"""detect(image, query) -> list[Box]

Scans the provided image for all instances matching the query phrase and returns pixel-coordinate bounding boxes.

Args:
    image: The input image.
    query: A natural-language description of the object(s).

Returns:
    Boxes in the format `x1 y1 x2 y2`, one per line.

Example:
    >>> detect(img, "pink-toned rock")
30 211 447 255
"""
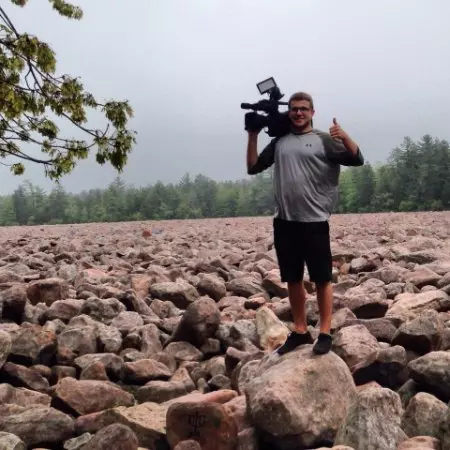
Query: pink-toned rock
0 404 74 447
262 269 288 297
387 290 450 320
332 324 380 371
131 274 152 300
83 423 139 450
403 267 441 288
0 383 51 406
26 277 69 306
397 436 441 449
197 273 227 301
122 359 173 384
163 389 238 407
245 345 356 449
150 280 199 309
9 324 57 366
166 402 238 450
53 377 134 415
168 297 221 348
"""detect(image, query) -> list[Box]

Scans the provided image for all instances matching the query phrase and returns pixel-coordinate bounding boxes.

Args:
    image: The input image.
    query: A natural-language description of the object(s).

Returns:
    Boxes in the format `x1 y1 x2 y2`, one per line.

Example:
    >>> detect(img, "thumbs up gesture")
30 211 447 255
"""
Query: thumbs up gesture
329 117 348 141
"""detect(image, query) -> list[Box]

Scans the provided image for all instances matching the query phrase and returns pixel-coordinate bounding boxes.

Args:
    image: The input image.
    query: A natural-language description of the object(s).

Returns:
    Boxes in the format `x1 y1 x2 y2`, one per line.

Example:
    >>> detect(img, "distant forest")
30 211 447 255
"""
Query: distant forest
0 135 449 226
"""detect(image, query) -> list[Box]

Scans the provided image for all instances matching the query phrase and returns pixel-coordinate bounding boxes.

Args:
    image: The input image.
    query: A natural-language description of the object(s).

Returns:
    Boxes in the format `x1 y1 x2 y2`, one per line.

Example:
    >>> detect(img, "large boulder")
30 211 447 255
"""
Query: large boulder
334 387 405 450
245 344 357 449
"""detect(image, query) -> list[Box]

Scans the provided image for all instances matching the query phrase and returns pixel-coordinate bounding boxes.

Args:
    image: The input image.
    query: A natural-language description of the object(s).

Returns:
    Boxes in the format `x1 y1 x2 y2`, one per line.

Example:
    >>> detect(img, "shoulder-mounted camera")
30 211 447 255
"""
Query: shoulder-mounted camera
241 77 291 138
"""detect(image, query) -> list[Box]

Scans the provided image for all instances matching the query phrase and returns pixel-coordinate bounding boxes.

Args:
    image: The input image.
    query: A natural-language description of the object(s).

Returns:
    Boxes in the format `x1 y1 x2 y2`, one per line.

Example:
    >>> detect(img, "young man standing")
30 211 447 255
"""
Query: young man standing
246 92 364 355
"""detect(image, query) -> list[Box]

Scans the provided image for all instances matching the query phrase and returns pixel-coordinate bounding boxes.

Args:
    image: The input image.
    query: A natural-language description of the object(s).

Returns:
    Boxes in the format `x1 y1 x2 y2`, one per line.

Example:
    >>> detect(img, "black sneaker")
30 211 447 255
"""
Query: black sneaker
313 333 333 354
276 331 313 356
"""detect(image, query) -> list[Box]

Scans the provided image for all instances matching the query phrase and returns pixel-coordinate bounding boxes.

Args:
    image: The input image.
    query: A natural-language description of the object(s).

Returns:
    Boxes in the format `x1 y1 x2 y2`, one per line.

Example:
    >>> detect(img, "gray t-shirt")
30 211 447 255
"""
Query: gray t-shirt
248 129 364 222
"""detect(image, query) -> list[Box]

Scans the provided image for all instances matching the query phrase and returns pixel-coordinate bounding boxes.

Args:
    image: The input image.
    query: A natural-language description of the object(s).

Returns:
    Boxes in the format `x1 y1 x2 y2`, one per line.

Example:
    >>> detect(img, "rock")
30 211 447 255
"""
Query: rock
130 275 151 302
44 299 84 322
332 324 380 371
111 311 144 334
245 345 356 449
82 423 139 450
397 436 441 449
386 290 450 320
136 379 194 404
236 428 259 450
166 402 238 450
0 404 74 447
53 377 134 415
169 297 221 348
57 325 98 357
121 359 173 384
350 256 376 273
0 383 51 407
391 309 444 355
226 277 263 298
440 405 450 449
8 324 57 366
150 280 199 309
197 273 227 301
164 342 203 363
401 392 447 439
0 284 27 322
74 353 124 380
331 308 357 332
0 330 11 370
94 402 168 449
255 306 290 352
135 324 161 357
351 345 409 390
26 278 70 306
0 362 50 392
63 432 92 449
343 283 389 318
343 318 398 343
261 270 288 297
407 351 450 402
403 267 441 288
80 297 126 323
79 361 109 381
174 440 202 450
0 431 26 450
334 387 404 450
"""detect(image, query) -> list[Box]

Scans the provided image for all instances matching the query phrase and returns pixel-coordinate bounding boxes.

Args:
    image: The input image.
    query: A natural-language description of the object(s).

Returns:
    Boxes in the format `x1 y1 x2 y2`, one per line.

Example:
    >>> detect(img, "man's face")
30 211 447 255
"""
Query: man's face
288 99 314 130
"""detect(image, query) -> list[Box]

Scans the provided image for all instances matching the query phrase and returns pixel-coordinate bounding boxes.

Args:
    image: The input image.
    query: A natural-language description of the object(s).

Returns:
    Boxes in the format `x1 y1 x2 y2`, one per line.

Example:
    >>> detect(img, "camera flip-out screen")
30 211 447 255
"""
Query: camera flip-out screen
257 77 276 95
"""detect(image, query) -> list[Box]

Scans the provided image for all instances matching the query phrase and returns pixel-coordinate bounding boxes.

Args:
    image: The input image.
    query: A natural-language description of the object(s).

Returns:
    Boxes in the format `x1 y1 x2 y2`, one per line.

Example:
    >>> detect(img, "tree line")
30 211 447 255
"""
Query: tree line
0 134 448 226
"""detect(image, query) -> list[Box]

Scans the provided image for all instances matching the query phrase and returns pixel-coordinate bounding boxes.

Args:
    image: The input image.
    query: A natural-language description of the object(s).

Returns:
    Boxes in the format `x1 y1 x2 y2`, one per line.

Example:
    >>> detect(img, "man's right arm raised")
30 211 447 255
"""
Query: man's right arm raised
246 132 276 175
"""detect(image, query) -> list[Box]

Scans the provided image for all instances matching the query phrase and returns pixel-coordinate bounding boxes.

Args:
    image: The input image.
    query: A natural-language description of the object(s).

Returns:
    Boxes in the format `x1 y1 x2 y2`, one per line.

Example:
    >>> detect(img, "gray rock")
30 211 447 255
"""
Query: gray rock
334 387 404 450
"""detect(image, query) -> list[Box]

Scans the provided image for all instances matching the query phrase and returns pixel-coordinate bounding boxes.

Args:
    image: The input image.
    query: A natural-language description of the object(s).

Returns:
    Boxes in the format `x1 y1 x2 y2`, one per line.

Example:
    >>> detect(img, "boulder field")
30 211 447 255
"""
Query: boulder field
0 212 449 449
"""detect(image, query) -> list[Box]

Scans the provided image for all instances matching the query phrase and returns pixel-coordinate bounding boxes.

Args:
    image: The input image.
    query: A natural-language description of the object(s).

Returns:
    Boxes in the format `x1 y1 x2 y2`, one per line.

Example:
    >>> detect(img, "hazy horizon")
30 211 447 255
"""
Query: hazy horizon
2 0 450 194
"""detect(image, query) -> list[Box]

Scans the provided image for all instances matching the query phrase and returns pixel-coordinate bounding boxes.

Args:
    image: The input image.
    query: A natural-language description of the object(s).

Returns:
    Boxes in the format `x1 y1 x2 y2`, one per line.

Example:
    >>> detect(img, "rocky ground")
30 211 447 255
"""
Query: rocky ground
0 211 449 450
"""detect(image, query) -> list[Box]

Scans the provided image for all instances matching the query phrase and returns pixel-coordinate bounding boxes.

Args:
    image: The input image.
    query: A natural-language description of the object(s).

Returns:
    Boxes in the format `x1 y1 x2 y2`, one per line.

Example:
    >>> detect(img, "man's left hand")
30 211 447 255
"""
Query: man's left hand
329 118 349 141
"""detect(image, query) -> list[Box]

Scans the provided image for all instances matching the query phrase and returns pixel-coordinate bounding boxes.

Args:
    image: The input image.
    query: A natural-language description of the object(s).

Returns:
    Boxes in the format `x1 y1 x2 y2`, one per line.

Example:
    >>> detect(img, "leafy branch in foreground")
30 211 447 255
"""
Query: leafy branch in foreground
0 0 136 179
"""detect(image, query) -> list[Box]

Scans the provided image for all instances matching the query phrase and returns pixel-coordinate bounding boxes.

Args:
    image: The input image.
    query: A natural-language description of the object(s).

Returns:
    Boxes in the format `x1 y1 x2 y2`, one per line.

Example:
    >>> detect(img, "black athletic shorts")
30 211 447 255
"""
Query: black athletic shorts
273 217 332 284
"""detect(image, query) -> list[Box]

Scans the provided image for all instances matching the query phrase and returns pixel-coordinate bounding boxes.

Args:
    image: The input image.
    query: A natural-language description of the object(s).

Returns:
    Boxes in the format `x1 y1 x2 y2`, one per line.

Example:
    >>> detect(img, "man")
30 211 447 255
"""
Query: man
246 91 364 355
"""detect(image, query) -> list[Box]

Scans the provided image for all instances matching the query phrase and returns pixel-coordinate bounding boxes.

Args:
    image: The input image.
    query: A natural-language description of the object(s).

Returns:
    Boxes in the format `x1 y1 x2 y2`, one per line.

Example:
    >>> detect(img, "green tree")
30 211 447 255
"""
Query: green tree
0 0 136 179
12 183 28 224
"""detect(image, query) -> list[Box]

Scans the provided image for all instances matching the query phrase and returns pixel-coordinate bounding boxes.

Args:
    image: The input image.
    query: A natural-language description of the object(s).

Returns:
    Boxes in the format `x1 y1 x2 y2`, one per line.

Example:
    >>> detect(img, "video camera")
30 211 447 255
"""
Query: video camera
241 77 291 138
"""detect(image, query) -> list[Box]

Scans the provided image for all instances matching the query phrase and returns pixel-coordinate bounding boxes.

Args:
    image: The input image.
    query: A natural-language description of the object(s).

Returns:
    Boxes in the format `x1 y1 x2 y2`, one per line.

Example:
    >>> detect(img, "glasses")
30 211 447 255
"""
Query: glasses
290 106 310 113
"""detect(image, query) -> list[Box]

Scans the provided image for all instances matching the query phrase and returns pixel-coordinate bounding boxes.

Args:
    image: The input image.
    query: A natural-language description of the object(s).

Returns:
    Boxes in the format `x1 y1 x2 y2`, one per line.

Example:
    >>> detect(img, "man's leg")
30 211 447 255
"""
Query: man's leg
304 221 334 354
287 280 308 333
273 218 313 356
316 281 333 334
276 280 313 355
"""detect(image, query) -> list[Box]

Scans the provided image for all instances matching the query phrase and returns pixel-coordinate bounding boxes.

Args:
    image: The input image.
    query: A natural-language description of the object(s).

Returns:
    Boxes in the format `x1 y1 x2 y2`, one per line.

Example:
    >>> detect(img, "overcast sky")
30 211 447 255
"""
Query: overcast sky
2 0 450 194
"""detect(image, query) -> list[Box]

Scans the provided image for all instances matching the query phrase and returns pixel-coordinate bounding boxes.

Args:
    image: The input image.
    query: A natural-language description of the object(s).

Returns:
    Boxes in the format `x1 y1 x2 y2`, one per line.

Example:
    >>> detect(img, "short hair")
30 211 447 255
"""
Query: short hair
289 92 314 110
